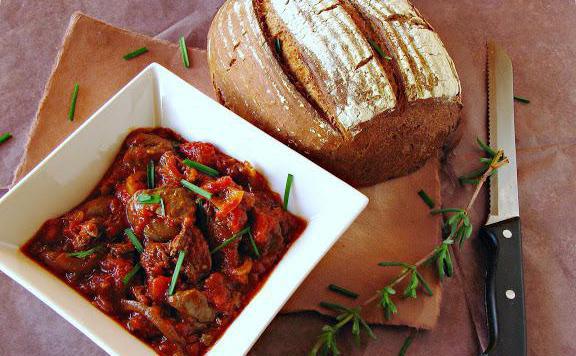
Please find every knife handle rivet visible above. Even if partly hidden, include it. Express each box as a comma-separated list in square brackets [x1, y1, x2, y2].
[506, 289, 516, 300]
[503, 229, 512, 238]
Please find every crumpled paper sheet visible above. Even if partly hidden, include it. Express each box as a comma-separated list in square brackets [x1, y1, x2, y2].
[284, 159, 443, 329]
[12, 13, 213, 180]
[11, 9, 445, 330]
[0, 0, 574, 355]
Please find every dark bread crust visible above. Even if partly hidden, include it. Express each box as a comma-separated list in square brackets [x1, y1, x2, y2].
[208, 0, 462, 186]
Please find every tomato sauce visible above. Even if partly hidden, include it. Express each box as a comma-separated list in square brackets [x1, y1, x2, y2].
[22, 128, 306, 355]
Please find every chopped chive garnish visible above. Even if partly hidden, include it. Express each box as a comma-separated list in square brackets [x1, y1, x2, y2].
[399, 331, 416, 356]
[181, 179, 212, 200]
[210, 227, 250, 254]
[182, 159, 219, 177]
[283, 173, 294, 210]
[159, 198, 166, 216]
[0, 132, 12, 145]
[319, 301, 348, 313]
[123, 47, 149, 60]
[138, 193, 162, 204]
[123, 263, 141, 285]
[274, 37, 282, 56]
[124, 228, 143, 253]
[417, 189, 435, 209]
[168, 250, 186, 295]
[368, 39, 390, 60]
[68, 83, 79, 121]
[179, 36, 190, 68]
[247, 231, 260, 258]
[328, 284, 359, 299]
[147, 160, 155, 188]
[514, 96, 530, 104]
[67, 244, 102, 258]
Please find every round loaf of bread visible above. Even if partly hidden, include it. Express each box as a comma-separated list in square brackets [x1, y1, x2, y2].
[207, 0, 462, 186]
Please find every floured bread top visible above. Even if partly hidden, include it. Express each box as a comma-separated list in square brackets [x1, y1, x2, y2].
[211, 0, 461, 140]
[263, 0, 397, 134]
[349, 0, 461, 101]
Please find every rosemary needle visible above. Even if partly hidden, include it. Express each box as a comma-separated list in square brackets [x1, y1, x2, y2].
[514, 95, 530, 104]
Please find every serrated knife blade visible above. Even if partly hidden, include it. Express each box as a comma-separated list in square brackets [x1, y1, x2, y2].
[480, 41, 526, 356]
[487, 41, 520, 224]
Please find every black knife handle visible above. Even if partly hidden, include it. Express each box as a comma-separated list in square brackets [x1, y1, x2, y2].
[480, 217, 527, 356]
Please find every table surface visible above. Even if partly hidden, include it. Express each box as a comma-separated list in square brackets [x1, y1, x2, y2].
[1, 1, 575, 355]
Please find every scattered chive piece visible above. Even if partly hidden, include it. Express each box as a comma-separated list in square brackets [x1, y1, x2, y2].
[159, 198, 166, 216]
[274, 37, 282, 56]
[147, 160, 155, 188]
[417, 190, 435, 209]
[123, 263, 141, 285]
[138, 193, 162, 204]
[168, 250, 186, 295]
[123, 47, 149, 60]
[514, 96, 530, 104]
[247, 231, 260, 258]
[179, 36, 190, 68]
[398, 330, 416, 356]
[210, 227, 250, 254]
[368, 39, 391, 60]
[181, 179, 212, 200]
[124, 228, 144, 253]
[319, 301, 348, 313]
[0, 132, 12, 145]
[328, 284, 359, 299]
[68, 83, 79, 122]
[67, 244, 102, 258]
[183, 159, 219, 177]
[283, 173, 293, 211]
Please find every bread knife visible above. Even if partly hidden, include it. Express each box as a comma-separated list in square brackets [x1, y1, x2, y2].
[480, 41, 527, 356]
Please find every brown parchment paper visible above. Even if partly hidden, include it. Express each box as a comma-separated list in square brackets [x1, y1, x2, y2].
[1, 1, 575, 355]
[10, 10, 444, 330]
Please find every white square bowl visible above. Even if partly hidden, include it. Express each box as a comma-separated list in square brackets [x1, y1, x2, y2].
[0, 63, 367, 355]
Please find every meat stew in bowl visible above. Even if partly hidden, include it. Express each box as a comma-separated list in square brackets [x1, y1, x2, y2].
[22, 128, 306, 355]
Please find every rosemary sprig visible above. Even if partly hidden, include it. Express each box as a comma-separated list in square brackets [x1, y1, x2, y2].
[311, 303, 375, 355]
[309, 139, 509, 355]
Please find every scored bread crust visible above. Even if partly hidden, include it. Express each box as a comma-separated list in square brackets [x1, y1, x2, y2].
[208, 0, 462, 186]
